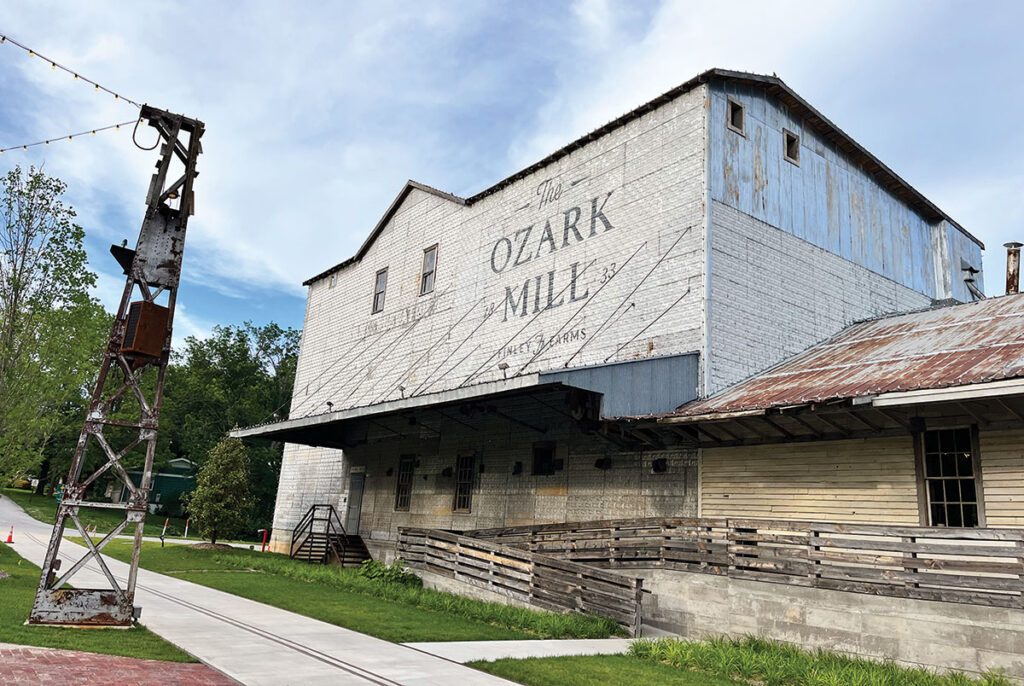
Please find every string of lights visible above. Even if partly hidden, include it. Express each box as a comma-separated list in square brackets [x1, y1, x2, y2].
[0, 119, 138, 154]
[0, 32, 142, 107]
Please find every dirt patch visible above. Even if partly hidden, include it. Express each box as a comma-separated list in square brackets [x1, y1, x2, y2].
[189, 542, 234, 550]
[0, 570, 9, 580]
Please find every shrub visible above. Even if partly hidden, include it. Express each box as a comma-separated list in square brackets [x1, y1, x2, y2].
[183, 437, 253, 544]
[628, 636, 1013, 686]
[358, 558, 422, 587]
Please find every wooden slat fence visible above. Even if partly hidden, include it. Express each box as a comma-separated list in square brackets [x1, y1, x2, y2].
[397, 527, 643, 635]
[460, 517, 1024, 609]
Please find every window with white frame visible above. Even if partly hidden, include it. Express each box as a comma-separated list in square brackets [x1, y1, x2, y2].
[420, 244, 437, 295]
[372, 267, 388, 314]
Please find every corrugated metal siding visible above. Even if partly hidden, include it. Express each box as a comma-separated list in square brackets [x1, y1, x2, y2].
[540, 353, 699, 418]
[673, 293, 1024, 417]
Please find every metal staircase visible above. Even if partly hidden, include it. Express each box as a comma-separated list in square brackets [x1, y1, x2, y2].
[289, 504, 370, 566]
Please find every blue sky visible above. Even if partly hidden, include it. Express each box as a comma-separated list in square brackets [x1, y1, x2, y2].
[1, 1, 1021, 345]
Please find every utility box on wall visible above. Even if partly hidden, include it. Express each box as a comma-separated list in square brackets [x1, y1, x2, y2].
[121, 301, 169, 359]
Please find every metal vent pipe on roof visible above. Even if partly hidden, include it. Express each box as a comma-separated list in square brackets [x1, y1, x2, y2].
[1006, 242, 1022, 295]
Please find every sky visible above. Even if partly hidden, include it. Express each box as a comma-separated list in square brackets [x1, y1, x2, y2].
[1, 1, 1021, 346]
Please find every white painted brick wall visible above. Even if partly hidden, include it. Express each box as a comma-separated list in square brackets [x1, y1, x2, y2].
[271, 86, 710, 540]
[707, 201, 933, 392]
[292, 86, 707, 420]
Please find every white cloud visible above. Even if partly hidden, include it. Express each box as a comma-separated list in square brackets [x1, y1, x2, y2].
[171, 303, 213, 350]
[508, 0, 913, 169]
[1, 1, 495, 304]
[2, 0, 1019, 316]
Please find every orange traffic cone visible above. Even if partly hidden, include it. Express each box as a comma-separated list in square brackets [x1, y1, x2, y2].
[5, 526, 12, 543]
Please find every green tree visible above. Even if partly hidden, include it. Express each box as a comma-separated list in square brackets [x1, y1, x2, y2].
[161, 322, 299, 530]
[183, 436, 254, 544]
[0, 166, 108, 480]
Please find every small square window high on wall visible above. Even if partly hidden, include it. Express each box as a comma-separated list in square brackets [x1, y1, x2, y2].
[784, 129, 800, 165]
[727, 98, 745, 136]
[372, 268, 388, 314]
[420, 244, 437, 295]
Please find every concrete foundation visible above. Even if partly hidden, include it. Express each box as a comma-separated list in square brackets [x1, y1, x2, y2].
[635, 568, 1024, 679]
[408, 562, 1024, 679]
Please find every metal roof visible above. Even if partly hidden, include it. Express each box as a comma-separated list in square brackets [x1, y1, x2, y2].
[304, 68, 981, 287]
[668, 294, 1024, 419]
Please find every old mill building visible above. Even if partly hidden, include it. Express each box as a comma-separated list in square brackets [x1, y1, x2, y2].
[237, 69, 1024, 676]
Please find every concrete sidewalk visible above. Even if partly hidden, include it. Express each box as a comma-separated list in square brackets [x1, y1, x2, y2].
[1, 493, 513, 686]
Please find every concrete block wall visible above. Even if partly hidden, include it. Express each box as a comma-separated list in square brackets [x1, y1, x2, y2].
[638, 570, 1024, 679]
[708, 201, 933, 391]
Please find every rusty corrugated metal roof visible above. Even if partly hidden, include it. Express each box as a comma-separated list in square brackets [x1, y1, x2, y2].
[670, 294, 1024, 418]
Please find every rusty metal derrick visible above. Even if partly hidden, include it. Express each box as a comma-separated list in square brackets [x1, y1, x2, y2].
[29, 106, 204, 626]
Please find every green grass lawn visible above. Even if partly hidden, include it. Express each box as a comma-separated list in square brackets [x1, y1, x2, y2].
[470, 655, 746, 686]
[0, 542, 195, 662]
[81, 538, 621, 642]
[2, 488, 189, 538]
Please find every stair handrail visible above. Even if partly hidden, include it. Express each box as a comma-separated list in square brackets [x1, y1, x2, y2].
[290, 503, 350, 563]
[324, 504, 348, 563]
[289, 504, 319, 559]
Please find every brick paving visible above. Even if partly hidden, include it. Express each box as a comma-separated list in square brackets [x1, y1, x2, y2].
[0, 643, 237, 685]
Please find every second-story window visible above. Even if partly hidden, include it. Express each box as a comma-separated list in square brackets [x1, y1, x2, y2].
[420, 244, 438, 295]
[372, 268, 388, 314]
[783, 129, 800, 165]
[727, 97, 745, 136]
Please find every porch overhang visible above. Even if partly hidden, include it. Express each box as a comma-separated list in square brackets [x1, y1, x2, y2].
[232, 374, 550, 446]
[621, 379, 1024, 450]
[232, 352, 700, 449]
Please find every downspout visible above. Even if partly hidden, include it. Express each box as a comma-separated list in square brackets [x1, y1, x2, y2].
[701, 85, 713, 399]
[698, 85, 713, 520]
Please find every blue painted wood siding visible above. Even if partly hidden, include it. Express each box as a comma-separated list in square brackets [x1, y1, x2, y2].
[708, 82, 983, 301]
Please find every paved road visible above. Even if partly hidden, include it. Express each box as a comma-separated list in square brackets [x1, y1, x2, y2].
[1, 494, 513, 686]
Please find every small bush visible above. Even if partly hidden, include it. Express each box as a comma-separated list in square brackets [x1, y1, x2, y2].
[628, 636, 1013, 686]
[358, 558, 422, 587]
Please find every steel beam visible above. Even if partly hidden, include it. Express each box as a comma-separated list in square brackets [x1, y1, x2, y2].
[29, 106, 204, 626]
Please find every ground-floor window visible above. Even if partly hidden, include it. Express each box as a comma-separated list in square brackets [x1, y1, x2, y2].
[394, 455, 415, 511]
[920, 427, 983, 527]
[454, 454, 475, 513]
